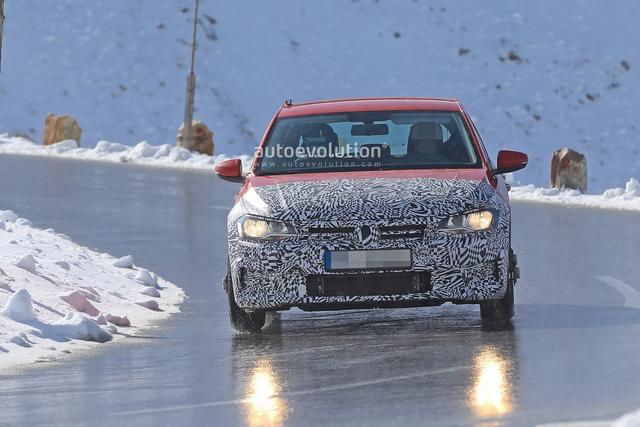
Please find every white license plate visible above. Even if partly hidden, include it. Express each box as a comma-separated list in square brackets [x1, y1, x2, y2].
[325, 249, 412, 271]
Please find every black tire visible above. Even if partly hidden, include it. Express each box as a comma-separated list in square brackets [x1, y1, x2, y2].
[480, 250, 517, 323]
[480, 281, 514, 323]
[223, 268, 266, 333]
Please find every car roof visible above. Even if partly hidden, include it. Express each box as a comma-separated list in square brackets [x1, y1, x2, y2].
[277, 97, 463, 118]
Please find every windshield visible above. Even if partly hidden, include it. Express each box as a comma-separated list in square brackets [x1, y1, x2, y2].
[255, 111, 480, 175]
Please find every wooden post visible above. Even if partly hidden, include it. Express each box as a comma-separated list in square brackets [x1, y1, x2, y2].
[0, 0, 5, 73]
[182, 0, 200, 151]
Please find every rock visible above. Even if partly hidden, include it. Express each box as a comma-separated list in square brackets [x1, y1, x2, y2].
[550, 148, 587, 192]
[77, 288, 100, 302]
[59, 291, 100, 317]
[42, 113, 82, 146]
[177, 120, 214, 155]
[96, 312, 130, 327]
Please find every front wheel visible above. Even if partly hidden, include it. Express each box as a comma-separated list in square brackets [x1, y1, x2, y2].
[479, 281, 514, 323]
[480, 250, 517, 323]
[223, 268, 266, 333]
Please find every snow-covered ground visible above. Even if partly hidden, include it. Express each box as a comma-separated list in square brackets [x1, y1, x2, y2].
[539, 407, 640, 427]
[612, 408, 640, 427]
[0, 1, 638, 191]
[509, 178, 640, 212]
[0, 134, 254, 172]
[2, 134, 640, 213]
[0, 209, 184, 370]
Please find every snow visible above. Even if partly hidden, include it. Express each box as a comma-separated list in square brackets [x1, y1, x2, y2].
[1, 290, 36, 323]
[141, 287, 161, 298]
[13, 254, 37, 274]
[0, 1, 638, 191]
[53, 312, 113, 343]
[510, 178, 640, 212]
[0, 135, 254, 173]
[112, 255, 134, 269]
[611, 408, 640, 427]
[136, 300, 160, 312]
[0, 209, 184, 370]
[0, 210, 19, 222]
[134, 269, 159, 288]
[2, 134, 639, 212]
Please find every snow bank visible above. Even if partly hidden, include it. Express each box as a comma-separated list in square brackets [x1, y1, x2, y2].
[611, 408, 640, 427]
[511, 178, 640, 212]
[0, 209, 184, 370]
[0, 135, 253, 173]
[3, 135, 639, 212]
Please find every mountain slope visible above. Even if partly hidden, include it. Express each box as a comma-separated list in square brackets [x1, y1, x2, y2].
[0, 0, 638, 190]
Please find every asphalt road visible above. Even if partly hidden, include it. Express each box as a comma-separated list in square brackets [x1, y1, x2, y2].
[1, 155, 640, 427]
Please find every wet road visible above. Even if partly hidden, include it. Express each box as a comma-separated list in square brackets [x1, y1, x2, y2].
[1, 155, 640, 426]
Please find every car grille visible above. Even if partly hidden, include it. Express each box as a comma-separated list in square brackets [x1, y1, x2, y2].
[306, 271, 431, 297]
[379, 224, 428, 240]
[307, 224, 428, 240]
[307, 226, 355, 235]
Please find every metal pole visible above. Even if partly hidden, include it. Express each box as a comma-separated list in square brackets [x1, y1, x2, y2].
[0, 0, 5, 73]
[182, 0, 200, 150]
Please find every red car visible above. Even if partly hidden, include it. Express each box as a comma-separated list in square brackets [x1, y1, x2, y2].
[216, 98, 527, 332]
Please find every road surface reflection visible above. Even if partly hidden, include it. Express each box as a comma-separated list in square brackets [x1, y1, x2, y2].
[232, 309, 519, 425]
[244, 359, 287, 427]
[470, 347, 513, 418]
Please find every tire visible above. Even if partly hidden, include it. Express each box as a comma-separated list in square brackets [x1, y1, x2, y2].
[480, 250, 516, 323]
[480, 281, 514, 323]
[223, 267, 266, 333]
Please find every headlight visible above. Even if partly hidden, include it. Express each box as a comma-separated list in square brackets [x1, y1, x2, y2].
[439, 210, 495, 234]
[237, 216, 296, 240]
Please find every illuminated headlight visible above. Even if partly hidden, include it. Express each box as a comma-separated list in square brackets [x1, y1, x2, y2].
[237, 216, 296, 240]
[439, 210, 495, 234]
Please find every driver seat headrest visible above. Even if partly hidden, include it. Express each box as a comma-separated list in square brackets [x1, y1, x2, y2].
[409, 122, 443, 142]
[301, 123, 338, 147]
[408, 122, 443, 153]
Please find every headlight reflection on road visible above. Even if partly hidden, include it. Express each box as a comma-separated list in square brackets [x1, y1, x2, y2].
[470, 348, 512, 418]
[245, 360, 287, 427]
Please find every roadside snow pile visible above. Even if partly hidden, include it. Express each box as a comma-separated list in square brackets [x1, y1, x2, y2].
[612, 408, 640, 427]
[0, 209, 184, 370]
[0, 135, 254, 172]
[3, 134, 639, 212]
[510, 178, 640, 212]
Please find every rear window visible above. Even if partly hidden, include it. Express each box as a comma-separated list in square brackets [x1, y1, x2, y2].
[255, 110, 481, 175]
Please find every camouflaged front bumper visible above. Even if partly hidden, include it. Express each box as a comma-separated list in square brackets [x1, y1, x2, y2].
[226, 178, 511, 310]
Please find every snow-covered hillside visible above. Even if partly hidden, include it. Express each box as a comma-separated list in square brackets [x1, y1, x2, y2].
[0, 1, 638, 191]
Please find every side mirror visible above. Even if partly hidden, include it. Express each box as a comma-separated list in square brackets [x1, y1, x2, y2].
[215, 159, 244, 183]
[493, 150, 528, 175]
